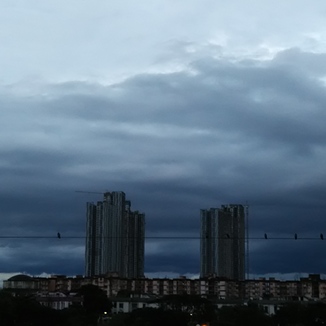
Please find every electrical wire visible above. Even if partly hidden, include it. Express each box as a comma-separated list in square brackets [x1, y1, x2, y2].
[0, 235, 324, 240]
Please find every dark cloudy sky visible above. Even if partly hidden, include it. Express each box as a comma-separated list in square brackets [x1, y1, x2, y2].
[1, 0, 326, 281]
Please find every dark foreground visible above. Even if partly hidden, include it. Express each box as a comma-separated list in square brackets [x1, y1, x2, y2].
[1, 288, 326, 326]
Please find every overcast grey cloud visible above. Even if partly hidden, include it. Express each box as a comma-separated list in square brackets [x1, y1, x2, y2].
[1, 0, 326, 278]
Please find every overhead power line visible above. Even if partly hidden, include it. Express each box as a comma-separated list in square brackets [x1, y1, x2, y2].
[0, 234, 325, 240]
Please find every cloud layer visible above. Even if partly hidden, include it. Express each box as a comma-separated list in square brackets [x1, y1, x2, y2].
[1, 47, 326, 276]
[1, 0, 326, 278]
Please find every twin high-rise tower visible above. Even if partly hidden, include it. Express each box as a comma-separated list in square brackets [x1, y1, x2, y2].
[85, 191, 145, 278]
[84, 194, 244, 280]
[200, 204, 245, 280]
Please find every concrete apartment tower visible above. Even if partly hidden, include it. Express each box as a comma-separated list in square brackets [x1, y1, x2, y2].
[85, 191, 145, 278]
[200, 204, 245, 280]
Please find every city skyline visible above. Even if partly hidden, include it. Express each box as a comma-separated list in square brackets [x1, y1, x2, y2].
[0, 195, 325, 279]
[1, 0, 326, 279]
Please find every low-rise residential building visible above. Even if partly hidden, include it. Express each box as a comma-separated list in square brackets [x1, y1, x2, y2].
[36, 292, 83, 310]
[4, 273, 326, 304]
[3, 274, 40, 294]
[111, 294, 159, 314]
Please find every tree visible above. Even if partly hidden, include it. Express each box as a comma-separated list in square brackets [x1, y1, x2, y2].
[0, 290, 63, 326]
[156, 294, 216, 324]
[217, 304, 273, 326]
[0, 291, 14, 326]
[273, 302, 326, 326]
[77, 284, 112, 315]
[110, 307, 190, 326]
[273, 303, 307, 326]
[77, 284, 112, 325]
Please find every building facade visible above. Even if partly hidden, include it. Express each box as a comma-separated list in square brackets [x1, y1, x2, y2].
[200, 208, 219, 278]
[200, 204, 245, 280]
[85, 191, 145, 278]
[4, 274, 325, 302]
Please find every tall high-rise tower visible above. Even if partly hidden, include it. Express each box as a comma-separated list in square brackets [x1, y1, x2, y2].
[85, 191, 145, 278]
[200, 204, 245, 280]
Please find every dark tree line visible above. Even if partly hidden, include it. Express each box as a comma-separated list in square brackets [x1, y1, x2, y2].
[0, 284, 111, 326]
[214, 302, 326, 326]
[109, 297, 326, 326]
[1, 288, 326, 326]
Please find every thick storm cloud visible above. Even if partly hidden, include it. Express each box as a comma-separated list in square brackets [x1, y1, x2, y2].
[1, 49, 326, 277]
[1, 0, 326, 279]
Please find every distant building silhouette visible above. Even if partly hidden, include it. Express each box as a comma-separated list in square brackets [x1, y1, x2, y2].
[85, 191, 145, 278]
[200, 204, 245, 280]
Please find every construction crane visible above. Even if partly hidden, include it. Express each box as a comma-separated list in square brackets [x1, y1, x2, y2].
[75, 190, 114, 200]
[75, 190, 106, 195]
